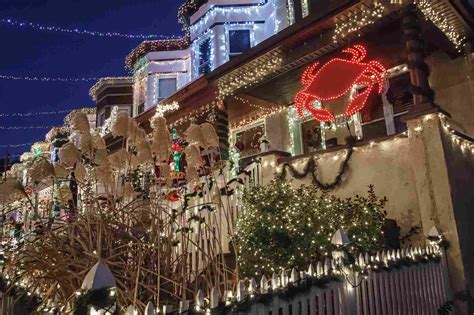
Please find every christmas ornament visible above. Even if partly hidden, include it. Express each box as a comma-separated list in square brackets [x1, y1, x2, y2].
[294, 45, 386, 122]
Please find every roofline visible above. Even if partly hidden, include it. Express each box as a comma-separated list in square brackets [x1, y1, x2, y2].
[125, 38, 190, 70]
[89, 77, 133, 101]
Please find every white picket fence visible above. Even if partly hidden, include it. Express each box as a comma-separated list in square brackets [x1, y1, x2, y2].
[356, 260, 450, 315]
[185, 245, 451, 315]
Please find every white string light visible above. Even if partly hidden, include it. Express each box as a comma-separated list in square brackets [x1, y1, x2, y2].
[0, 17, 180, 40]
[0, 126, 56, 130]
[0, 74, 101, 82]
[0, 143, 33, 148]
[0, 110, 72, 117]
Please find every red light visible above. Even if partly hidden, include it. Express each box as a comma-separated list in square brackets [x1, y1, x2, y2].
[294, 45, 386, 122]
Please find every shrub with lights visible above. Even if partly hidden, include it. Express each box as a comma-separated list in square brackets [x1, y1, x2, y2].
[235, 181, 387, 276]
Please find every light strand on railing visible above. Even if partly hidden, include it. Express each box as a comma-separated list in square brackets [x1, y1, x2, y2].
[0, 17, 180, 40]
[0, 74, 101, 82]
[438, 113, 474, 154]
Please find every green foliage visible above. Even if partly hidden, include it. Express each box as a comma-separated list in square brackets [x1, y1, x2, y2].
[235, 181, 387, 276]
[74, 287, 118, 315]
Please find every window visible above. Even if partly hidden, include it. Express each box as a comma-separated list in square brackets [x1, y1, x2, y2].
[198, 38, 211, 75]
[137, 103, 145, 115]
[99, 112, 106, 127]
[104, 106, 112, 120]
[229, 30, 251, 59]
[301, 0, 310, 17]
[157, 78, 177, 101]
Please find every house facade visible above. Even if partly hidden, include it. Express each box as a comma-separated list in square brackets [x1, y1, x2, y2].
[101, 0, 474, 312]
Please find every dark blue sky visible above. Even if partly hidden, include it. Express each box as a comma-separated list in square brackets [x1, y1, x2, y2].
[0, 0, 183, 160]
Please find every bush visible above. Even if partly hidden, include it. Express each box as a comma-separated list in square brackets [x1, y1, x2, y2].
[235, 181, 387, 276]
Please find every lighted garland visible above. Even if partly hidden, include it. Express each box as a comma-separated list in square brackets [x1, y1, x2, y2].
[235, 181, 386, 276]
[277, 137, 355, 190]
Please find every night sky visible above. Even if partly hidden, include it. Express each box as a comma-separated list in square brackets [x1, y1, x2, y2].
[0, 0, 183, 161]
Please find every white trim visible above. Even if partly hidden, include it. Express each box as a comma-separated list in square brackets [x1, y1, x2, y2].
[192, 31, 214, 79]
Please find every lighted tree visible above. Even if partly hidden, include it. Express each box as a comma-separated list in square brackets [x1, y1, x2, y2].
[235, 181, 387, 276]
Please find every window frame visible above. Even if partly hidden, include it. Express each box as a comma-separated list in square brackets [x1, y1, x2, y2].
[358, 65, 410, 136]
[196, 36, 212, 76]
[225, 24, 255, 62]
[156, 77, 178, 102]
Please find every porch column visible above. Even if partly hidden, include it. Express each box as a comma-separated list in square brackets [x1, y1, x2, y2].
[215, 102, 229, 160]
[401, 5, 441, 120]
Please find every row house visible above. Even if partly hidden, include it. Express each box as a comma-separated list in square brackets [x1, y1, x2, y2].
[93, 0, 474, 312]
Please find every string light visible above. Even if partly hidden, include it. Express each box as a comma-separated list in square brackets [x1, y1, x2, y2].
[89, 77, 132, 101]
[0, 74, 101, 82]
[0, 142, 34, 148]
[154, 101, 180, 117]
[415, 0, 466, 50]
[438, 113, 474, 154]
[169, 102, 217, 128]
[295, 45, 386, 122]
[333, 2, 385, 42]
[229, 96, 286, 129]
[217, 55, 282, 99]
[0, 109, 72, 117]
[0, 125, 56, 130]
[126, 39, 189, 69]
[0, 17, 179, 40]
[188, 1, 269, 38]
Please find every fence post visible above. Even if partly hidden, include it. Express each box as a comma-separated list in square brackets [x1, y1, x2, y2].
[428, 226, 452, 303]
[339, 267, 358, 315]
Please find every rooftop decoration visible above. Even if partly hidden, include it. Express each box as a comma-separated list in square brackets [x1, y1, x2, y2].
[125, 39, 189, 70]
[294, 45, 386, 122]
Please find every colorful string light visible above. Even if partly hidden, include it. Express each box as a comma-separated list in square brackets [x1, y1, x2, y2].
[0, 17, 180, 40]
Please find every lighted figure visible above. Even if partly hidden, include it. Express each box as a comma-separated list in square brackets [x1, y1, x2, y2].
[294, 45, 386, 122]
[171, 128, 181, 172]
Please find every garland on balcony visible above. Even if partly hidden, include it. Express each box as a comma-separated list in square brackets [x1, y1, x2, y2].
[277, 137, 355, 190]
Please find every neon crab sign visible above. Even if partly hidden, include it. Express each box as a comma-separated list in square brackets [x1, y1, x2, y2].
[294, 45, 386, 122]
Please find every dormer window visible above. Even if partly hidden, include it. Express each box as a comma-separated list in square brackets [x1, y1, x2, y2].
[229, 29, 251, 59]
[198, 38, 212, 75]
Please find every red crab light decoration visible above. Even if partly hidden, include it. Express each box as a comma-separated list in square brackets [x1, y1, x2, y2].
[294, 45, 386, 122]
